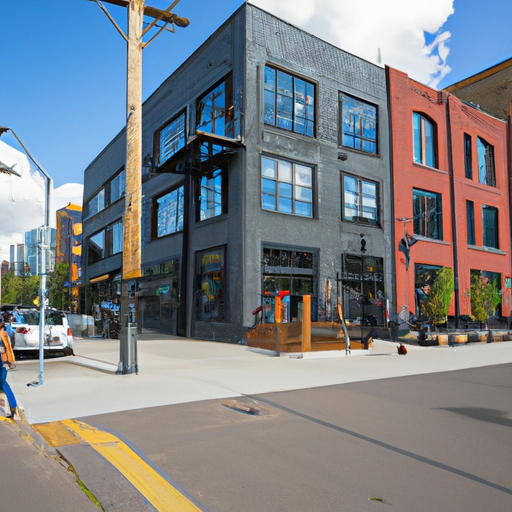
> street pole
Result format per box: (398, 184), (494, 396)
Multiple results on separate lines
(90, 1), (189, 374)
(117, 0), (143, 375)
(0, 126), (52, 387)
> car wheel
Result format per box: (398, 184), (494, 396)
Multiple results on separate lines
(63, 347), (74, 356)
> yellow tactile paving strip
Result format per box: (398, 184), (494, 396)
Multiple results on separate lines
(33, 419), (204, 512)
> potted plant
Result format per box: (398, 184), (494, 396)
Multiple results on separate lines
(420, 266), (454, 328)
(470, 272), (501, 329)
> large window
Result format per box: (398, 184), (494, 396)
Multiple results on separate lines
(197, 168), (226, 221)
(110, 170), (125, 204)
(464, 133), (473, 179)
(197, 76), (234, 139)
(477, 137), (496, 187)
(414, 264), (443, 317)
(155, 186), (184, 237)
(87, 220), (123, 265)
(84, 188), (105, 218)
(157, 111), (186, 166)
(341, 254), (384, 325)
(413, 188), (442, 240)
(413, 112), (436, 168)
(466, 200), (475, 245)
(264, 66), (315, 137)
(196, 246), (226, 321)
(261, 156), (313, 218)
(109, 220), (123, 255)
(85, 169), (125, 218)
(88, 230), (105, 265)
(482, 205), (499, 249)
(262, 247), (316, 322)
(340, 93), (377, 154)
(342, 174), (378, 225)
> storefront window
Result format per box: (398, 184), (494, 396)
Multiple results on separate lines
(196, 247), (226, 321)
(341, 254), (384, 325)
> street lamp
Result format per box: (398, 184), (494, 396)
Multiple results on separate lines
(0, 126), (52, 388)
(0, 160), (22, 178)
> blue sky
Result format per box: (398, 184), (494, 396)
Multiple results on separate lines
(1, 0), (510, 189)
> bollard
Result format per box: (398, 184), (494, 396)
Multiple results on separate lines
(302, 295), (311, 352)
(117, 322), (139, 374)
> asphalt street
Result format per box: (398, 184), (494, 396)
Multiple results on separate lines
(80, 363), (512, 512)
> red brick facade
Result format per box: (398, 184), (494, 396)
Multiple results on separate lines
(387, 67), (511, 323)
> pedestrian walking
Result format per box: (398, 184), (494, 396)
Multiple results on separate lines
(0, 322), (18, 419)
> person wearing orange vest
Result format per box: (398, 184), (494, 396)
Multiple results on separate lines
(0, 322), (18, 419)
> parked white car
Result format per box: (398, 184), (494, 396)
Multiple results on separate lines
(10, 308), (74, 356)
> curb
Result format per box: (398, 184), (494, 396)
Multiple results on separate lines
(415, 330), (512, 346)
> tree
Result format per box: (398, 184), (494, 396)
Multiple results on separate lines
(420, 266), (454, 325)
(47, 262), (71, 311)
(471, 272), (500, 323)
(1, 270), (40, 305)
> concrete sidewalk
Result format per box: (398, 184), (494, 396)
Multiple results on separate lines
(8, 336), (512, 424)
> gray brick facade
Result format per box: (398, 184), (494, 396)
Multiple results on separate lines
(82, 3), (393, 342)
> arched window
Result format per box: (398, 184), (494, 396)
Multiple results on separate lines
(413, 112), (437, 168)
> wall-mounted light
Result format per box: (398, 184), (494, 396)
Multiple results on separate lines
(360, 234), (367, 253)
(338, 152), (348, 161)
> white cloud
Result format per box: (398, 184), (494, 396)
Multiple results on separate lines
(252, 0), (454, 87)
(0, 141), (83, 263)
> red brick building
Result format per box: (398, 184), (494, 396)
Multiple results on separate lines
(386, 66), (511, 326)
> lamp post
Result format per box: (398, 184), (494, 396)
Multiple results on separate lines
(0, 126), (52, 388)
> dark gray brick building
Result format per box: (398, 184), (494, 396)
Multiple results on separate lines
(82, 3), (393, 342)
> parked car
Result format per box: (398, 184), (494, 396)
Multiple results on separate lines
(8, 307), (74, 356)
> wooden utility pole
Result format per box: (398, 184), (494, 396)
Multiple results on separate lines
(123, 0), (143, 280)
(91, 0), (189, 373)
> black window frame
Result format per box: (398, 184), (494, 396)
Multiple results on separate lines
(110, 168), (126, 205)
(482, 204), (499, 249)
(195, 167), (228, 222)
(155, 110), (187, 167)
(466, 200), (475, 245)
(341, 173), (379, 225)
(261, 155), (314, 219)
(196, 75), (234, 139)
(464, 133), (473, 179)
(339, 93), (378, 154)
(84, 187), (105, 219)
(477, 137), (496, 187)
(413, 112), (437, 168)
(87, 219), (123, 266)
(153, 185), (185, 238)
(412, 188), (443, 240)
(264, 65), (316, 138)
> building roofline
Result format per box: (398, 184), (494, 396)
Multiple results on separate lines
(445, 56), (512, 92)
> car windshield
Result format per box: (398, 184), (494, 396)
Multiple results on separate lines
(13, 309), (64, 326)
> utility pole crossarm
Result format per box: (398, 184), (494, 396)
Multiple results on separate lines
(100, 0), (189, 25)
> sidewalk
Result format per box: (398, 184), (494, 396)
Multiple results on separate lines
(8, 336), (512, 424)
